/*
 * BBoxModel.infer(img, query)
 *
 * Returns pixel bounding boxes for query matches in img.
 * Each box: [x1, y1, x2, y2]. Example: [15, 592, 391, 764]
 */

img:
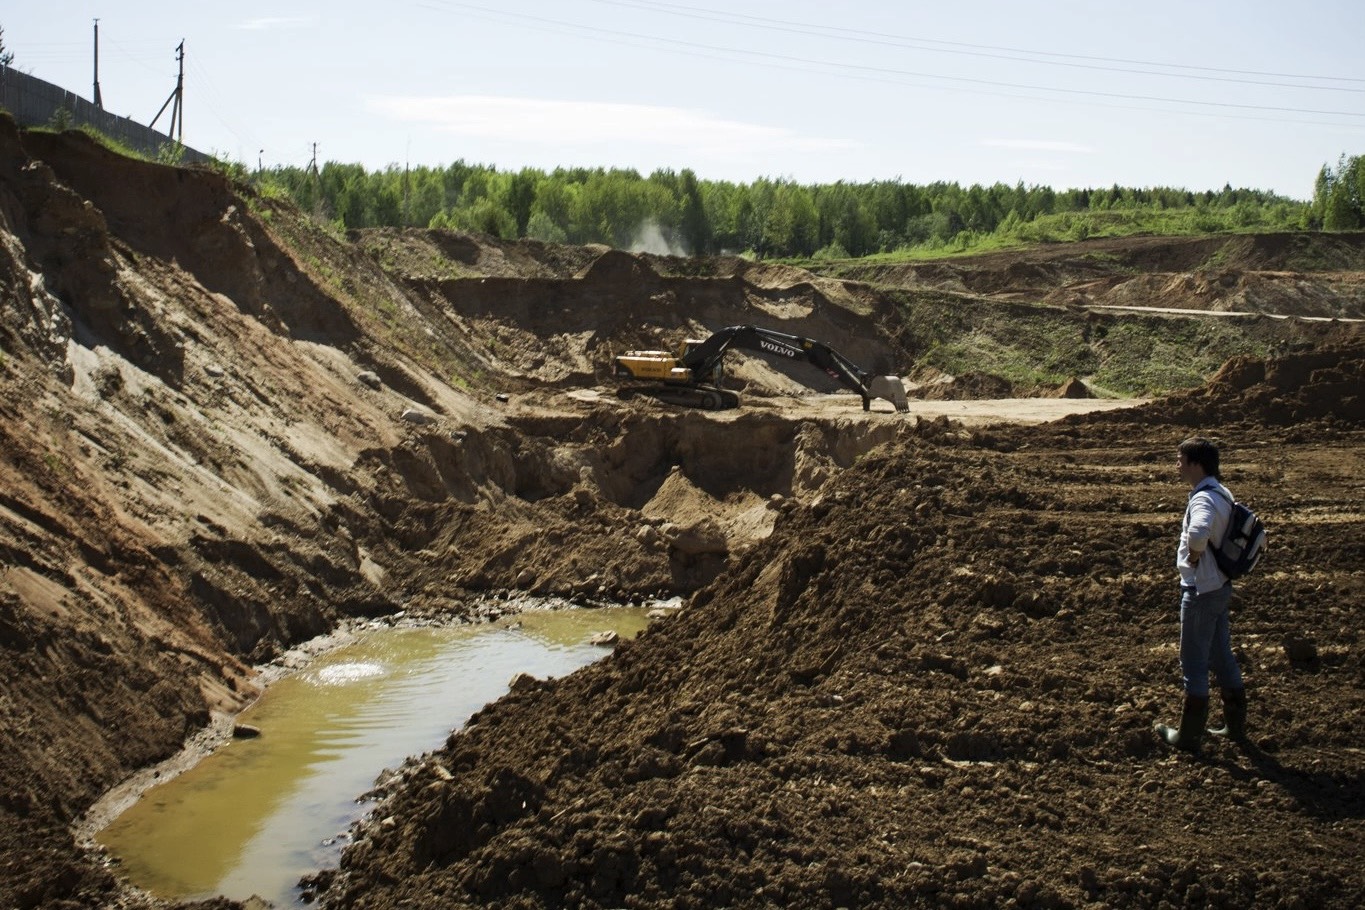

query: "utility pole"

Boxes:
[309, 143, 321, 218]
[92, 19, 103, 109]
[173, 39, 184, 142]
[148, 39, 185, 143]
[402, 137, 412, 227]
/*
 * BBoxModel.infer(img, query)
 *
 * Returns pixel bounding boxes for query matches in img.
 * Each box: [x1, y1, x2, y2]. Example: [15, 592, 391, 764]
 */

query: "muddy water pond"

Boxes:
[97, 605, 655, 907]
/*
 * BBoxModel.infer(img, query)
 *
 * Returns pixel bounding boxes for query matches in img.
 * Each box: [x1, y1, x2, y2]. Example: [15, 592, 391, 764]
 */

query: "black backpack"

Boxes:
[1207, 487, 1267, 580]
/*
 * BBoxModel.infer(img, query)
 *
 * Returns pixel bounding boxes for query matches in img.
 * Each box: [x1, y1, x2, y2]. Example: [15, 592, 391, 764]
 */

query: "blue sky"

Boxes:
[6, 1, 1364, 199]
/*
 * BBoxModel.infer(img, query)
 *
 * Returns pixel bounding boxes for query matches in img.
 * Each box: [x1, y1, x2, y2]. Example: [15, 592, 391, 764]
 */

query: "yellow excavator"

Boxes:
[613, 324, 909, 412]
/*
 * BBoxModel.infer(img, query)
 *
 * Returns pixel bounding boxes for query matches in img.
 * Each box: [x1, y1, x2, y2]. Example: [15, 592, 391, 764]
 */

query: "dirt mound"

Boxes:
[1069, 334, 1365, 428]
[1054, 376, 1093, 398]
[0, 120, 932, 908]
[409, 409, 912, 597]
[378, 245, 908, 396]
[320, 386, 1365, 909]
[22, 129, 366, 347]
[355, 228, 604, 280]
[908, 364, 1092, 401]
[912, 370, 1019, 400]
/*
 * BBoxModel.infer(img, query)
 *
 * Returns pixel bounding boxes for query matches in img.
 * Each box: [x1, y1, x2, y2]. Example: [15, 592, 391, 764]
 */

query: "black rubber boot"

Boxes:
[1156, 695, 1209, 754]
[1208, 687, 1248, 742]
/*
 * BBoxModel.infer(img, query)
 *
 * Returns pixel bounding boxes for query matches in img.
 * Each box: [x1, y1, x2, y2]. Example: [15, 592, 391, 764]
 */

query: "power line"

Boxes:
[103, 35, 182, 78]
[186, 56, 258, 153]
[588, 0, 1365, 90]
[417, 1, 1365, 120]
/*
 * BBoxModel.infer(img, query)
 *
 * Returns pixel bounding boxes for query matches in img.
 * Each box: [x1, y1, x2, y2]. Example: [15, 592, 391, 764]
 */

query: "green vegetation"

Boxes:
[255, 161, 1328, 260]
[887, 289, 1288, 397]
[896, 292, 1098, 389]
[1089, 317, 1269, 394]
[206, 153, 250, 181]
[1312, 154, 1365, 232]
[29, 121, 153, 165]
[843, 203, 1306, 263]
[156, 142, 187, 166]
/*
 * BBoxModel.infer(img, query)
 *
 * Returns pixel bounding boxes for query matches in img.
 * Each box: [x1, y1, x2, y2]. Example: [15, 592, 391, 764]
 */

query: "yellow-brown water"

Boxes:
[97, 606, 654, 907]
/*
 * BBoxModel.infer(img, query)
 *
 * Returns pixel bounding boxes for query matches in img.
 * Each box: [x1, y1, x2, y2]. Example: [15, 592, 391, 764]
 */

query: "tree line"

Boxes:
[254, 156, 1357, 259]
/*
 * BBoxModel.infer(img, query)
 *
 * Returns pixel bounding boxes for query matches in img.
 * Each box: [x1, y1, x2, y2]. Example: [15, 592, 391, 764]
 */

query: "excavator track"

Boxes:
[617, 385, 741, 410]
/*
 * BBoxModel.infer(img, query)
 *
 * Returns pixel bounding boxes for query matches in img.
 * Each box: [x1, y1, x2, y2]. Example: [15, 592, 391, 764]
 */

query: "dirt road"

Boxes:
[1092, 303, 1365, 322]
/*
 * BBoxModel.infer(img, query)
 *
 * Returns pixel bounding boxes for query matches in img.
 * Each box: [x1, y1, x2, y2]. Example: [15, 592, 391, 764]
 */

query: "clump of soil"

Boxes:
[912, 370, 1019, 400]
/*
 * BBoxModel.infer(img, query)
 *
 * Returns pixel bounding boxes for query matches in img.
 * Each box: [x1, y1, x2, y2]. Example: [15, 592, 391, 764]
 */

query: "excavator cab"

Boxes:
[677, 338, 724, 386]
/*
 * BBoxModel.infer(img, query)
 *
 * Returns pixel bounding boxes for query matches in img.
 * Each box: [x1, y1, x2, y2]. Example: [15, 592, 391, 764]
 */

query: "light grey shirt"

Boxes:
[1178, 476, 1232, 593]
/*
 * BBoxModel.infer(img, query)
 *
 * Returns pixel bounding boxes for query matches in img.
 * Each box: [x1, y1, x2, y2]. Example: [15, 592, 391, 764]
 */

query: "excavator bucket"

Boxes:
[869, 375, 910, 412]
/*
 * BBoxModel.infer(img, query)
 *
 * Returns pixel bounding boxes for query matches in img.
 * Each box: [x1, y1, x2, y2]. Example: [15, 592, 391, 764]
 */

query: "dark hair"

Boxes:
[1179, 436, 1221, 480]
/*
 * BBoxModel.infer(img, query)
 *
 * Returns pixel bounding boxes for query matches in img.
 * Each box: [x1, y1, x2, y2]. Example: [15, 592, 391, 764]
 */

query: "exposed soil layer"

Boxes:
[0, 118, 1362, 909]
[821, 232, 1365, 319]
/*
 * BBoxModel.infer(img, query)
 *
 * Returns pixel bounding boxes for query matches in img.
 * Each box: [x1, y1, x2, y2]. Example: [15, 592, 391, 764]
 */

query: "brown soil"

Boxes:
[1, 117, 1362, 909]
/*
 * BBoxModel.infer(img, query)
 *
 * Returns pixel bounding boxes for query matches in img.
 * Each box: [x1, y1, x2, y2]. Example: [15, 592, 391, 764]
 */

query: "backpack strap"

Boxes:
[1203, 485, 1233, 507]
[1192, 482, 1234, 555]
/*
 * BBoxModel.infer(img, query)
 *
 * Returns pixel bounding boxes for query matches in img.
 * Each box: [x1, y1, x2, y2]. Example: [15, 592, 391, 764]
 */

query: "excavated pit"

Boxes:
[366, 406, 914, 600]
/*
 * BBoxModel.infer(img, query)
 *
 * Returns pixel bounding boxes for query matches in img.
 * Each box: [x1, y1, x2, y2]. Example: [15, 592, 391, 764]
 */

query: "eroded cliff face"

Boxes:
[0, 116, 409, 908]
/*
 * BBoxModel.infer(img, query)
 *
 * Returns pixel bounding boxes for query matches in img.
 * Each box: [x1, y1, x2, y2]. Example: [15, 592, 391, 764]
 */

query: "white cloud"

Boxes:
[235, 17, 314, 30]
[363, 95, 856, 156]
[982, 139, 1094, 154]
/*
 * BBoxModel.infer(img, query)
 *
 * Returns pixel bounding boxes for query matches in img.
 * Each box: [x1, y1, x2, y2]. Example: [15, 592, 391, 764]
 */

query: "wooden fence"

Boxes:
[0, 65, 209, 164]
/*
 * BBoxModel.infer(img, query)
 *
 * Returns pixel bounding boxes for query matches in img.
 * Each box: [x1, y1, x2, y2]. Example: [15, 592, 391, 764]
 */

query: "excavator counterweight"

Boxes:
[613, 325, 909, 412]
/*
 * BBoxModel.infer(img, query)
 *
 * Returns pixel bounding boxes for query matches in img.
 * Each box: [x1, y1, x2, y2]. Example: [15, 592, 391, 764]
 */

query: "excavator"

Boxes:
[612, 324, 909, 412]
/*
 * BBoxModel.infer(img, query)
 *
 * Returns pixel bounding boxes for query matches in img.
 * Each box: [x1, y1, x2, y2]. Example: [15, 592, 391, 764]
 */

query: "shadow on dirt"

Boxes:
[1223, 745, 1365, 821]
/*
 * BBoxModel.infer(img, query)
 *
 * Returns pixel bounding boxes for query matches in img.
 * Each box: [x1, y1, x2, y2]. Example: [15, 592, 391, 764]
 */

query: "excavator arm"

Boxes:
[683, 325, 904, 412]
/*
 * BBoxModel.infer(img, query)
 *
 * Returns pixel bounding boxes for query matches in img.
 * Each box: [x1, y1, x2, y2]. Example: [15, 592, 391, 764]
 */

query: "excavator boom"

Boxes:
[613, 324, 908, 412]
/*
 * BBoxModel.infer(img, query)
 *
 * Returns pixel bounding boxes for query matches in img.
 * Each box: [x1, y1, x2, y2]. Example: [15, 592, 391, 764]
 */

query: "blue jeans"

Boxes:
[1179, 582, 1243, 697]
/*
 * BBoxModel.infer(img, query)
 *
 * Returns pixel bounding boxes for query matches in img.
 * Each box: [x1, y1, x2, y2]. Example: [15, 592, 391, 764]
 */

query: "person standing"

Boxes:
[1156, 436, 1248, 754]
